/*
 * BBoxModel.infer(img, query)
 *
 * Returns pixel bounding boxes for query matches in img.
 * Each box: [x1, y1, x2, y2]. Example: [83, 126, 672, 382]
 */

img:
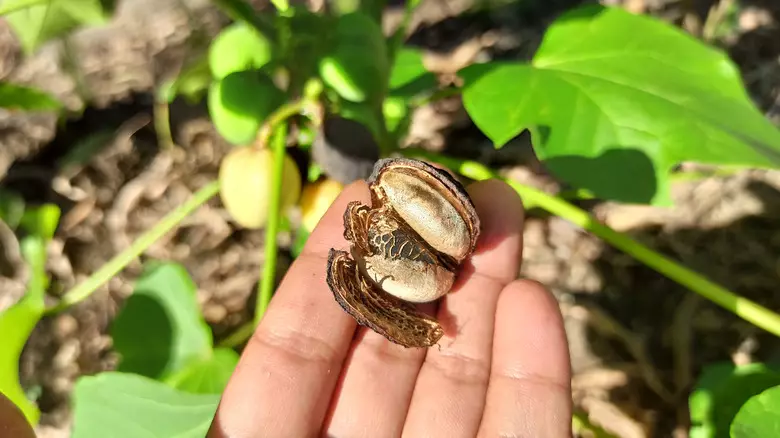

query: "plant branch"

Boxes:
[47, 181, 220, 314]
[255, 124, 288, 325]
[256, 98, 308, 148]
[406, 149, 780, 338]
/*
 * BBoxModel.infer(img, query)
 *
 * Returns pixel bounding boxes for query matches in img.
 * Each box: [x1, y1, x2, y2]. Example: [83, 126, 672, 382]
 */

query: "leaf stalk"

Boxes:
[407, 149, 780, 338]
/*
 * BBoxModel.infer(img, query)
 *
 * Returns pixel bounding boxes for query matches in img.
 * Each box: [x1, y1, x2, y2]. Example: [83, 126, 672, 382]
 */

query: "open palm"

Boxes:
[208, 177, 572, 437]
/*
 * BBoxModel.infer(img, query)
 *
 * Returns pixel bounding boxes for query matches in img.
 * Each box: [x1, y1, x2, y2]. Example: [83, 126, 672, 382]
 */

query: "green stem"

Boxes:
[47, 181, 220, 314]
[218, 320, 255, 349]
[257, 99, 306, 147]
[153, 100, 175, 150]
[0, 0, 47, 15]
[407, 150, 780, 338]
[255, 124, 288, 326]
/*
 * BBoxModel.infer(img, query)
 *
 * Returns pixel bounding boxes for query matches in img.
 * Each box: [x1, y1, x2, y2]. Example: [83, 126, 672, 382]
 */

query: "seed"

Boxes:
[326, 158, 480, 348]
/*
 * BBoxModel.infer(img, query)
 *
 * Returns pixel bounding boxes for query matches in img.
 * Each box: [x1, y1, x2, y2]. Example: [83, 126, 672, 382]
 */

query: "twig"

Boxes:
[255, 124, 288, 326]
[46, 181, 220, 314]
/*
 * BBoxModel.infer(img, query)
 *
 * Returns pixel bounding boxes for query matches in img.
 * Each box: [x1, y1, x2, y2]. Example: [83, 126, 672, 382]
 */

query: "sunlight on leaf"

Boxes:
[689, 362, 780, 438]
[3, 0, 115, 54]
[158, 55, 212, 104]
[388, 48, 437, 99]
[72, 372, 220, 438]
[164, 348, 239, 395]
[460, 5, 780, 206]
[208, 70, 285, 145]
[730, 384, 780, 438]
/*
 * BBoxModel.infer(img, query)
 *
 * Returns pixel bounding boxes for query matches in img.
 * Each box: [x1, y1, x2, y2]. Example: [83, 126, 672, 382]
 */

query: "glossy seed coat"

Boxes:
[326, 158, 480, 348]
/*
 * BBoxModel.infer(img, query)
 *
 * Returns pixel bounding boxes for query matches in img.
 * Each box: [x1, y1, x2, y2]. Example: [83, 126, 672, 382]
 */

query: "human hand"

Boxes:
[208, 177, 572, 437]
[0, 391, 36, 438]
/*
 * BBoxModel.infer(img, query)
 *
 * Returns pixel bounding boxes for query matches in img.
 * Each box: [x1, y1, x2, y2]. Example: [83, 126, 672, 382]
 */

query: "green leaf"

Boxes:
[208, 70, 285, 145]
[72, 372, 220, 438]
[337, 99, 385, 143]
[318, 11, 389, 104]
[690, 362, 780, 438]
[3, 0, 115, 54]
[278, 6, 330, 92]
[330, 0, 383, 24]
[19, 203, 61, 241]
[730, 385, 780, 438]
[460, 5, 780, 206]
[110, 262, 212, 380]
[158, 55, 212, 104]
[0, 82, 61, 111]
[388, 48, 437, 99]
[208, 22, 274, 81]
[163, 348, 239, 395]
[0, 236, 50, 427]
[211, 0, 277, 44]
[0, 189, 26, 230]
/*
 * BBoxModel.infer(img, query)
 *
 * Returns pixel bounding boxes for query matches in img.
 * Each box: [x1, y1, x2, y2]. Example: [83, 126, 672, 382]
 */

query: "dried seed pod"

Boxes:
[326, 158, 480, 348]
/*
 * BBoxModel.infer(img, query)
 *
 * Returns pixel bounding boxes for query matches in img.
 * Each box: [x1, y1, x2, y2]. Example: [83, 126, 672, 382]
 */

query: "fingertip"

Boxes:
[478, 279, 572, 437]
[497, 279, 570, 382]
[0, 392, 36, 438]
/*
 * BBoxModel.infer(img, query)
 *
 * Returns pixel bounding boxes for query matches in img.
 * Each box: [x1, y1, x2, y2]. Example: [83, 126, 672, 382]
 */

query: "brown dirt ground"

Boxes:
[1, 0, 779, 437]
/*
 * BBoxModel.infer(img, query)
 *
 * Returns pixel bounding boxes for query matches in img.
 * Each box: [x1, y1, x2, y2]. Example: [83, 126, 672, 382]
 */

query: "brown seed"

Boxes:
[326, 158, 480, 348]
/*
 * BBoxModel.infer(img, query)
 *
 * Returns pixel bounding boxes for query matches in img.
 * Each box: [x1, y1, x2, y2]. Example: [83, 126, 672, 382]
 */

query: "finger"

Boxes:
[322, 327, 428, 438]
[403, 179, 525, 438]
[0, 392, 36, 438]
[208, 181, 370, 438]
[478, 280, 572, 437]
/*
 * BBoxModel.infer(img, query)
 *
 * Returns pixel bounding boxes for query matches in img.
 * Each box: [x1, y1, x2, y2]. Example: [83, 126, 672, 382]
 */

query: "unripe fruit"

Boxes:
[300, 178, 344, 231]
[219, 147, 301, 229]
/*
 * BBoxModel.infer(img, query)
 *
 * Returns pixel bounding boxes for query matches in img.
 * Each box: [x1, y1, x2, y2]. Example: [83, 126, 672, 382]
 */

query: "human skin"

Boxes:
[207, 177, 573, 437]
[0, 391, 36, 438]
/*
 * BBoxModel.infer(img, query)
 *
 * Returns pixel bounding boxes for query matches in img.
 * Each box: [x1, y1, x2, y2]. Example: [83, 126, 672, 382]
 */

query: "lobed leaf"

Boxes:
[460, 5, 780, 205]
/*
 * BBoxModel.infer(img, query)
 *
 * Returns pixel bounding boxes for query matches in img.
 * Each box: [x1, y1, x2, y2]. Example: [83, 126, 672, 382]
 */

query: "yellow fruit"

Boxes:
[219, 146, 302, 229]
[300, 178, 344, 231]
